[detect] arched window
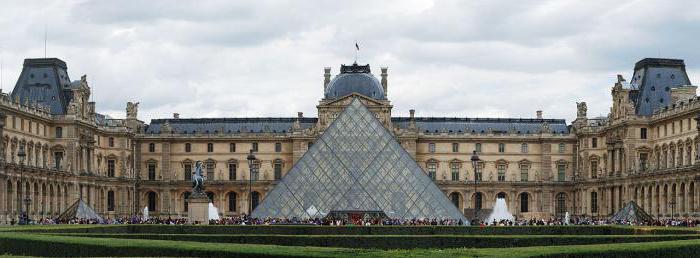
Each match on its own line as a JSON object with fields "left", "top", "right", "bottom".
{"left": 555, "top": 193, "right": 566, "bottom": 218}
{"left": 274, "top": 159, "right": 283, "bottom": 180}
{"left": 520, "top": 193, "right": 529, "bottom": 212}
{"left": 107, "top": 191, "right": 115, "bottom": 211}
{"left": 147, "top": 192, "right": 157, "bottom": 212}
{"left": 450, "top": 192, "right": 460, "bottom": 208}
{"left": 252, "top": 191, "right": 260, "bottom": 210}
{"left": 497, "top": 192, "right": 506, "bottom": 199}
{"left": 228, "top": 192, "right": 237, "bottom": 212}
{"left": 474, "top": 192, "right": 483, "bottom": 210}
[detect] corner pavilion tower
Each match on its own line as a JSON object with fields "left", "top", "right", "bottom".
{"left": 252, "top": 99, "right": 467, "bottom": 221}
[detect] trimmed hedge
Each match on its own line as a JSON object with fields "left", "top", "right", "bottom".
{"left": 17, "top": 224, "right": 697, "bottom": 235}
{"left": 5, "top": 232, "right": 700, "bottom": 257}
{"left": 52, "top": 233, "right": 700, "bottom": 249}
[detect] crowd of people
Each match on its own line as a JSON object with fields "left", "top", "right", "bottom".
{"left": 8, "top": 215, "right": 700, "bottom": 227}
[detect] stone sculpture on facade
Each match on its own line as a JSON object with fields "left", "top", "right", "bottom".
{"left": 577, "top": 102, "right": 587, "bottom": 118}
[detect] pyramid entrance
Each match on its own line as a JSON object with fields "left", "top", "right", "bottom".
{"left": 252, "top": 98, "right": 466, "bottom": 221}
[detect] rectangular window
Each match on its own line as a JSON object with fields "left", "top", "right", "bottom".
{"left": 672, "top": 122, "right": 675, "bottom": 134}
{"left": 680, "top": 120, "right": 684, "bottom": 132}
{"left": 107, "top": 191, "right": 115, "bottom": 212}
{"left": 185, "top": 164, "right": 192, "bottom": 181}
{"left": 107, "top": 160, "right": 115, "bottom": 177}
{"left": 148, "top": 163, "right": 156, "bottom": 181}
{"left": 206, "top": 162, "right": 214, "bottom": 180}
{"left": 520, "top": 164, "right": 528, "bottom": 182}
{"left": 28, "top": 121, "right": 32, "bottom": 133}
{"left": 590, "top": 161, "right": 598, "bottom": 179}
{"left": 640, "top": 128, "right": 647, "bottom": 139}
{"left": 274, "top": 162, "right": 282, "bottom": 180}
{"left": 498, "top": 143, "right": 505, "bottom": 153}
{"left": 497, "top": 164, "right": 506, "bottom": 181}
{"left": 229, "top": 143, "right": 236, "bottom": 153}
{"left": 251, "top": 162, "right": 259, "bottom": 180}
{"left": 521, "top": 143, "right": 528, "bottom": 153}
{"left": 20, "top": 118, "right": 24, "bottom": 131}
{"left": 149, "top": 143, "right": 155, "bottom": 152}
{"left": 591, "top": 138, "right": 597, "bottom": 148}
{"left": 207, "top": 143, "right": 214, "bottom": 152}
{"left": 428, "top": 143, "right": 436, "bottom": 153}
{"left": 109, "top": 137, "right": 114, "bottom": 147}
{"left": 664, "top": 124, "right": 667, "bottom": 136}
{"left": 56, "top": 127, "right": 63, "bottom": 138}
{"left": 452, "top": 143, "right": 459, "bottom": 153}
{"left": 639, "top": 153, "right": 648, "bottom": 171}
{"left": 427, "top": 163, "right": 436, "bottom": 181}
{"left": 557, "top": 164, "right": 566, "bottom": 181}
{"left": 591, "top": 192, "right": 598, "bottom": 213}
{"left": 12, "top": 116, "right": 16, "bottom": 129}
{"left": 228, "top": 163, "right": 236, "bottom": 181}
{"left": 689, "top": 118, "right": 692, "bottom": 131}
{"left": 252, "top": 142, "right": 259, "bottom": 152}
{"left": 450, "top": 163, "right": 459, "bottom": 181}
{"left": 275, "top": 142, "right": 282, "bottom": 153}
{"left": 475, "top": 143, "right": 482, "bottom": 153}
{"left": 558, "top": 143, "right": 565, "bottom": 153}
{"left": 185, "top": 143, "right": 191, "bottom": 152}
{"left": 475, "top": 164, "right": 482, "bottom": 181}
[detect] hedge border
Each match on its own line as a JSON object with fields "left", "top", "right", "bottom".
{"left": 51, "top": 233, "right": 700, "bottom": 249}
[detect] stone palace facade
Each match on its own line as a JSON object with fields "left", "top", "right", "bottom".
{"left": 1, "top": 57, "right": 699, "bottom": 223}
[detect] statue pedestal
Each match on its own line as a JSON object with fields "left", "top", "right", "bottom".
{"left": 187, "top": 192, "right": 210, "bottom": 225}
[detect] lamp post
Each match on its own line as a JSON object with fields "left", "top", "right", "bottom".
{"left": 247, "top": 149, "right": 256, "bottom": 217}
{"left": 470, "top": 150, "right": 480, "bottom": 225}
{"left": 670, "top": 199, "right": 677, "bottom": 223}
{"left": 17, "top": 145, "right": 27, "bottom": 225}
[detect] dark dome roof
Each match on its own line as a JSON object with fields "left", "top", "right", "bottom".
{"left": 324, "top": 63, "right": 385, "bottom": 100}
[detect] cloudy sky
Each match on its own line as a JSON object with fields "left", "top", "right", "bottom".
{"left": 1, "top": 0, "right": 699, "bottom": 123}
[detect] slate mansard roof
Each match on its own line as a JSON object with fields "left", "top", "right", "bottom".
{"left": 145, "top": 117, "right": 319, "bottom": 134}
{"left": 629, "top": 58, "right": 692, "bottom": 116}
{"left": 11, "top": 58, "right": 75, "bottom": 115}
{"left": 145, "top": 117, "right": 569, "bottom": 134}
{"left": 393, "top": 117, "right": 569, "bottom": 134}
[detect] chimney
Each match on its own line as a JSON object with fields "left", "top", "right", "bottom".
{"left": 409, "top": 109, "right": 415, "bottom": 119}
{"left": 323, "top": 67, "right": 331, "bottom": 91}
{"left": 381, "top": 67, "right": 388, "bottom": 97}
{"left": 173, "top": 113, "right": 180, "bottom": 119}
{"left": 297, "top": 112, "right": 303, "bottom": 118}
{"left": 536, "top": 110, "right": 543, "bottom": 119}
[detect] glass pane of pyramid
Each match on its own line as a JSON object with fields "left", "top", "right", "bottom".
{"left": 252, "top": 98, "right": 467, "bottom": 221}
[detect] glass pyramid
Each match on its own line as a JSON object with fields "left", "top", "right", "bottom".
{"left": 610, "top": 201, "right": 654, "bottom": 223}
{"left": 252, "top": 98, "right": 467, "bottom": 221}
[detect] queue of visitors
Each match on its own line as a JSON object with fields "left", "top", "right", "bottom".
{"left": 10, "top": 215, "right": 700, "bottom": 227}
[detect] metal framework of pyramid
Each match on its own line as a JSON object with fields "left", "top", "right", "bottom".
{"left": 610, "top": 201, "right": 654, "bottom": 223}
{"left": 252, "top": 98, "right": 467, "bottom": 221}
{"left": 58, "top": 198, "right": 103, "bottom": 221}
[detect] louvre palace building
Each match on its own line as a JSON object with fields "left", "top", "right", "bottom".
{"left": 1, "top": 56, "right": 699, "bottom": 224}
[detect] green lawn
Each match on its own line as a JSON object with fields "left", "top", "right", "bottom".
{"left": 2, "top": 225, "right": 700, "bottom": 257}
